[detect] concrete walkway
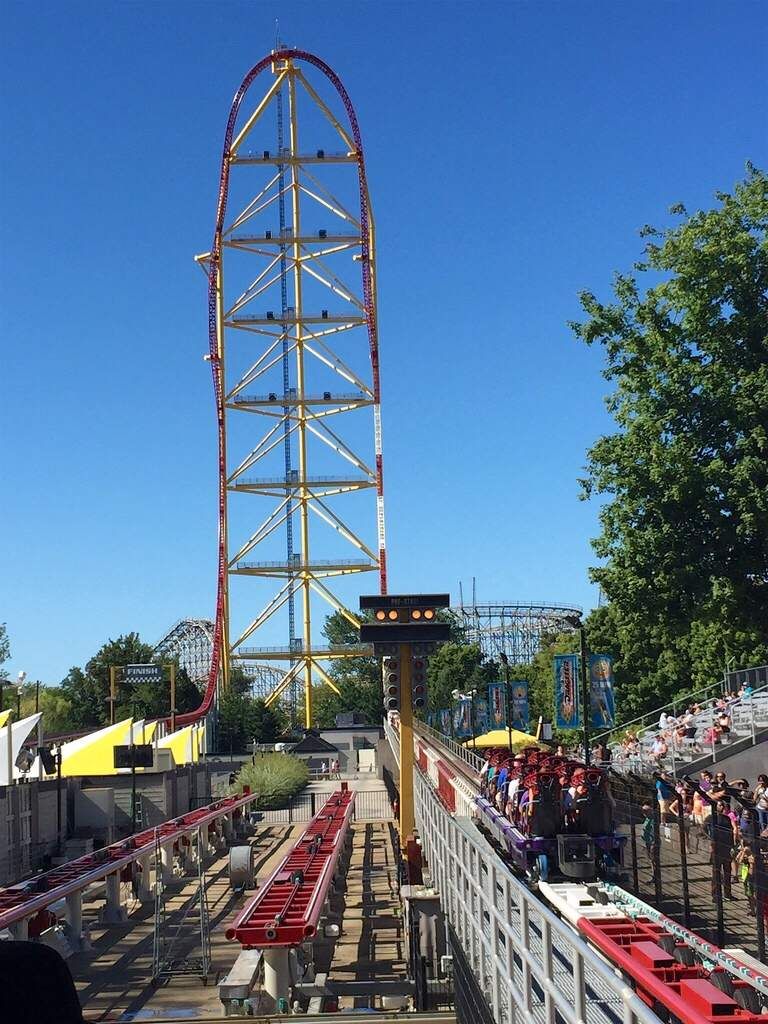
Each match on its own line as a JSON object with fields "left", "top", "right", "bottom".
{"left": 320, "top": 821, "right": 410, "bottom": 1012}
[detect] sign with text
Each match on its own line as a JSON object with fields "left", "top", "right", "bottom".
{"left": 589, "top": 653, "right": 616, "bottom": 728}
{"left": 123, "top": 664, "right": 164, "bottom": 683}
{"left": 488, "top": 683, "right": 507, "bottom": 728}
{"left": 553, "top": 654, "right": 580, "bottom": 730}
{"left": 510, "top": 680, "right": 530, "bottom": 733}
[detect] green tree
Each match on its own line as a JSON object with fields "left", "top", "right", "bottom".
{"left": 425, "top": 641, "right": 497, "bottom": 713}
{"left": 0, "top": 623, "right": 9, "bottom": 681}
{"left": 311, "top": 611, "right": 383, "bottom": 727}
{"left": 572, "top": 166, "right": 768, "bottom": 713}
{"left": 60, "top": 633, "right": 201, "bottom": 728}
{"left": 23, "top": 686, "right": 77, "bottom": 735}
{"left": 218, "top": 690, "right": 283, "bottom": 753}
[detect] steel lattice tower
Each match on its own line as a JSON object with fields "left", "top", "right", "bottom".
{"left": 197, "top": 50, "right": 386, "bottom": 728}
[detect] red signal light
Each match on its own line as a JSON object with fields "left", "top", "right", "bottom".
{"left": 423, "top": 608, "right": 435, "bottom": 620}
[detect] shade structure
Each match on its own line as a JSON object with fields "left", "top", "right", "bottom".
{"left": 462, "top": 728, "right": 542, "bottom": 750}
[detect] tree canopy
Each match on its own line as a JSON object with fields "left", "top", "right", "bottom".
{"left": 0, "top": 624, "right": 9, "bottom": 681}
{"left": 572, "top": 165, "right": 768, "bottom": 714}
{"left": 59, "top": 632, "right": 201, "bottom": 729}
{"left": 311, "top": 611, "right": 383, "bottom": 728}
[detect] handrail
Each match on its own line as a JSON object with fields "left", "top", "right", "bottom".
{"left": 0, "top": 791, "right": 258, "bottom": 931}
{"left": 592, "top": 676, "right": 728, "bottom": 745}
{"left": 414, "top": 773, "right": 661, "bottom": 1024}
{"left": 414, "top": 720, "right": 485, "bottom": 775}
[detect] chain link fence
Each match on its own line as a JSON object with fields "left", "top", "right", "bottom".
{"left": 610, "top": 771, "right": 767, "bottom": 962}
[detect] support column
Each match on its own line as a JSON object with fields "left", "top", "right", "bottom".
{"left": 10, "top": 918, "right": 29, "bottom": 941}
{"left": 160, "top": 844, "right": 175, "bottom": 884}
{"left": 222, "top": 813, "right": 234, "bottom": 843}
{"left": 263, "top": 947, "right": 291, "bottom": 1008}
{"left": 136, "top": 854, "right": 152, "bottom": 903}
{"left": 101, "top": 871, "right": 127, "bottom": 923}
{"left": 65, "top": 891, "right": 88, "bottom": 951}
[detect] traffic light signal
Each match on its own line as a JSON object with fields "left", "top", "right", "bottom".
{"left": 359, "top": 594, "right": 451, "bottom": 645}
{"left": 411, "top": 656, "right": 426, "bottom": 710}
{"left": 383, "top": 656, "right": 400, "bottom": 712}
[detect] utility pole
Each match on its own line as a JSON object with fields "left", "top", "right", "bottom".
{"left": 565, "top": 615, "right": 591, "bottom": 766}
{"left": 169, "top": 663, "right": 177, "bottom": 733}
{"left": 108, "top": 666, "right": 118, "bottom": 725}
{"left": 500, "top": 652, "right": 514, "bottom": 751}
{"left": 398, "top": 643, "right": 415, "bottom": 838}
{"left": 130, "top": 704, "right": 138, "bottom": 834}
{"left": 359, "top": 593, "right": 450, "bottom": 873}
{"left": 579, "top": 624, "right": 591, "bottom": 766}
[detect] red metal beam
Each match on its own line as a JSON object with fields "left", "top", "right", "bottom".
{"left": 226, "top": 788, "right": 354, "bottom": 947}
{"left": 578, "top": 917, "right": 767, "bottom": 1024}
{"left": 0, "top": 790, "right": 258, "bottom": 931}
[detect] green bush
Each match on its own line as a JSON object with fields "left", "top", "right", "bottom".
{"left": 231, "top": 754, "right": 309, "bottom": 809}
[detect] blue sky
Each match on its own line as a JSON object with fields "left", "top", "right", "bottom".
{"left": 1, "top": 1, "right": 766, "bottom": 684}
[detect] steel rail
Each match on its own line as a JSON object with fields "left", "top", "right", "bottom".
{"left": 226, "top": 788, "right": 354, "bottom": 946}
{"left": 0, "top": 791, "right": 258, "bottom": 931}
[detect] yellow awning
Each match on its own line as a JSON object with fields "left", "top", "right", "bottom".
{"left": 462, "top": 727, "right": 543, "bottom": 750}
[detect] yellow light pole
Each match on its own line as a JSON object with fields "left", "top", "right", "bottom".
{"left": 397, "top": 643, "right": 415, "bottom": 839}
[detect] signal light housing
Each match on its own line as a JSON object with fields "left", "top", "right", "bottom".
{"left": 382, "top": 656, "right": 400, "bottom": 711}
{"left": 412, "top": 656, "right": 427, "bottom": 709}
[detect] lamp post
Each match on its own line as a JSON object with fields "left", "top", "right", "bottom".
{"left": 499, "top": 652, "right": 515, "bottom": 753}
{"left": 130, "top": 702, "right": 138, "bottom": 834}
{"left": 564, "top": 615, "right": 591, "bottom": 767}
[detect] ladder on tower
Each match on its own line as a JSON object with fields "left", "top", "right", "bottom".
{"left": 152, "top": 825, "right": 212, "bottom": 984}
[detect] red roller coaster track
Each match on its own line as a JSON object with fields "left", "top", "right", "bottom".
{"left": 175, "top": 49, "right": 384, "bottom": 727}
{"left": 226, "top": 788, "right": 354, "bottom": 947}
{"left": 0, "top": 791, "right": 257, "bottom": 934}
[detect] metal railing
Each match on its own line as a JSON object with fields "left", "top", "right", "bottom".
{"left": 592, "top": 677, "right": 729, "bottom": 746}
{"left": 414, "top": 721, "right": 485, "bottom": 776}
{"left": 414, "top": 771, "right": 661, "bottom": 1024}
{"left": 611, "top": 682, "right": 768, "bottom": 776}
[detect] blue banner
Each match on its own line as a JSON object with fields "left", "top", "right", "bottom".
{"left": 475, "top": 697, "right": 489, "bottom": 736}
{"left": 439, "top": 708, "right": 452, "bottom": 736}
{"left": 453, "top": 698, "right": 472, "bottom": 739}
{"left": 554, "top": 654, "right": 580, "bottom": 729}
{"left": 488, "top": 683, "right": 507, "bottom": 728}
{"left": 510, "top": 680, "right": 529, "bottom": 732}
{"left": 589, "top": 654, "right": 616, "bottom": 728}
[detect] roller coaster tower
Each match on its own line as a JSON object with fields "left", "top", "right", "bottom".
{"left": 195, "top": 50, "right": 386, "bottom": 729}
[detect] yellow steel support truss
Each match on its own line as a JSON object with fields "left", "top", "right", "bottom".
{"left": 203, "top": 54, "right": 383, "bottom": 728}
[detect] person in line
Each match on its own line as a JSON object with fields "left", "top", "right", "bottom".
{"left": 641, "top": 803, "right": 657, "bottom": 881}
{"left": 699, "top": 770, "right": 713, "bottom": 792}
{"left": 709, "top": 800, "right": 735, "bottom": 900}
{"left": 655, "top": 770, "right": 677, "bottom": 823}
{"left": 754, "top": 773, "right": 768, "bottom": 831}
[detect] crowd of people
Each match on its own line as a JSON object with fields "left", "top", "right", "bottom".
{"left": 616, "top": 683, "right": 757, "bottom": 770}
{"left": 643, "top": 768, "right": 768, "bottom": 917}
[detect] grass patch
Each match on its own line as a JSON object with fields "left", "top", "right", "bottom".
{"left": 231, "top": 753, "right": 309, "bottom": 809}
